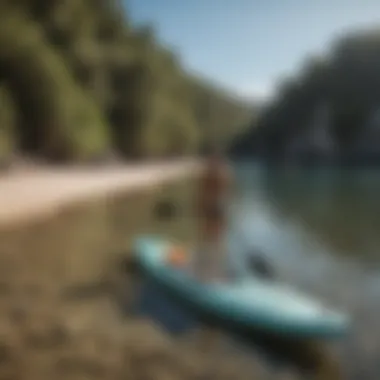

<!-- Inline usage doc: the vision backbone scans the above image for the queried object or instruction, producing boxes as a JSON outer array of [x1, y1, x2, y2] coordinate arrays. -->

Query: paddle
[[247, 251, 275, 279], [236, 231, 276, 280]]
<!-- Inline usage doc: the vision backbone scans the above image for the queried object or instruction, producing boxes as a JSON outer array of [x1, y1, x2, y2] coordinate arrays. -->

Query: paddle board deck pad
[[132, 236, 350, 339]]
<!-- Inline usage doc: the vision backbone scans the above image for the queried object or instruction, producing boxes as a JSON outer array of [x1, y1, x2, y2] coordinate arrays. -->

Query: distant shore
[[0, 160, 201, 229]]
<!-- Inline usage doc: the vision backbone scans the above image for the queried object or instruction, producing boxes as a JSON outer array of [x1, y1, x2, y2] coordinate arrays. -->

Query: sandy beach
[[0, 160, 200, 229]]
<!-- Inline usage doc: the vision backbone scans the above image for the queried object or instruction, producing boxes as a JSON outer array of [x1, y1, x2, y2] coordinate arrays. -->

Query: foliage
[[0, 1, 250, 162]]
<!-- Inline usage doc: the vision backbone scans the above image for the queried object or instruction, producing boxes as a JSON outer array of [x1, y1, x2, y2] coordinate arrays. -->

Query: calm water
[[136, 163, 380, 379], [232, 163, 380, 379]]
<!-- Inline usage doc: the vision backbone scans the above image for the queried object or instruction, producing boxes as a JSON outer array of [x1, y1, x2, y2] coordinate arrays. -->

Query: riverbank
[[0, 160, 200, 229], [0, 162, 270, 380]]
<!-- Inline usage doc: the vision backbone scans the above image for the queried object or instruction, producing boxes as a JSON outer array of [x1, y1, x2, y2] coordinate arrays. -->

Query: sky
[[125, 0, 380, 101]]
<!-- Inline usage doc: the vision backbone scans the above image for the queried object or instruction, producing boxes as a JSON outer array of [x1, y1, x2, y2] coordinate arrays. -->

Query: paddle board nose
[[133, 236, 351, 340]]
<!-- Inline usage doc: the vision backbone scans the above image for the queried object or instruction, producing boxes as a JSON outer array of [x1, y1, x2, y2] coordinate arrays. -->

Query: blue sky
[[126, 0, 380, 100]]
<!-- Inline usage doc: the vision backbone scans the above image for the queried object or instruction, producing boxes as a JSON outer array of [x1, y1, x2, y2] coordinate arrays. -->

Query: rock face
[[344, 107, 380, 165], [284, 103, 337, 166]]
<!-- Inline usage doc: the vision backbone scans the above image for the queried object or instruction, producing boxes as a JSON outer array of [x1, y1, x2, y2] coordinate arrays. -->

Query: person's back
[[198, 155, 230, 205]]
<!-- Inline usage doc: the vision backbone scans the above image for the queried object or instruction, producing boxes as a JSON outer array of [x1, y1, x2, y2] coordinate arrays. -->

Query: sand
[[0, 160, 201, 229]]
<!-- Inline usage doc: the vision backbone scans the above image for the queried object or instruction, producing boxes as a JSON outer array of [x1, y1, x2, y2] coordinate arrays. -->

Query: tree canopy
[[0, 0, 252, 163]]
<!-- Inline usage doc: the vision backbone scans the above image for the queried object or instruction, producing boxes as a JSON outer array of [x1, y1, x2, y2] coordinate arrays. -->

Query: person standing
[[193, 144, 233, 378], [194, 145, 232, 281]]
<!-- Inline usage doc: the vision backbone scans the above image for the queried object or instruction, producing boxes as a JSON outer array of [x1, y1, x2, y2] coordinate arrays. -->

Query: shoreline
[[0, 160, 201, 229]]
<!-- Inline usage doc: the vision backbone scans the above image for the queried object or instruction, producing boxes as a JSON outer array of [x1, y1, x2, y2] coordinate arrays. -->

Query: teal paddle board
[[132, 236, 350, 340]]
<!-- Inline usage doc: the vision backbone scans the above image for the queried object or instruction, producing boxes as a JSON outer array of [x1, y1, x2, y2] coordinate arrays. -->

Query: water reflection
[[229, 163, 380, 379]]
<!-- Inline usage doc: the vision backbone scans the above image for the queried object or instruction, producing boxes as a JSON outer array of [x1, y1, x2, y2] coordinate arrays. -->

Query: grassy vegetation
[[0, 1, 252, 163]]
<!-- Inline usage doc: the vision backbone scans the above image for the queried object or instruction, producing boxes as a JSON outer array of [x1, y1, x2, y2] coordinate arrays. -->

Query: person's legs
[[207, 235, 225, 280], [194, 204, 225, 281], [193, 230, 225, 282], [191, 238, 208, 280], [194, 211, 226, 378]]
